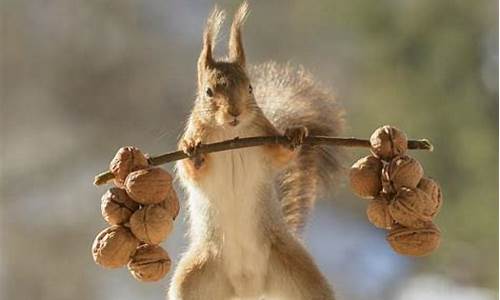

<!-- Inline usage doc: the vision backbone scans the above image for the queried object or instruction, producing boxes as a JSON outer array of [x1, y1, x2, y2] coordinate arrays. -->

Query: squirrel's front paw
[[181, 138, 205, 169], [284, 126, 309, 150]]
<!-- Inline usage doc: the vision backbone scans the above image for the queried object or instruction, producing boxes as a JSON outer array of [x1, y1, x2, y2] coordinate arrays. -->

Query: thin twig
[[93, 135, 433, 186]]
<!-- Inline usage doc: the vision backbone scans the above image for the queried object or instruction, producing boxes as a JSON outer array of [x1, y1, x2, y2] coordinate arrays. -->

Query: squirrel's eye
[[206, 87, 214, 97], [249, 84, 253, 94]]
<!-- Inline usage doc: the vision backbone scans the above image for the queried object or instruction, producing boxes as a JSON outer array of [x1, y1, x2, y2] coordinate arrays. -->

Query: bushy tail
[[250, 62, 345, 233]]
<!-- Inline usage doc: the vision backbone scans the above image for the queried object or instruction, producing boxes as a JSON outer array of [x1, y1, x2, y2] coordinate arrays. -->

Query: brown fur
[[171, 3, 340, 299], [171, 246, 235, 299], [178, 153, 210, 181], [251, 62, 345, 233], [184, 3, 345, 234], [264, 144, 298, 169], [265, 228, 335, 299]]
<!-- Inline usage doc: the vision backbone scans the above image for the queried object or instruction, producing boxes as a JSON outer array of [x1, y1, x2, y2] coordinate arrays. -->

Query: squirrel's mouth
[[228, 118, 239, 127]]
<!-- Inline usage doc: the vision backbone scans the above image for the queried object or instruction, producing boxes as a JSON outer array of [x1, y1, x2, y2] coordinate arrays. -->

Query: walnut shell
[[125, 168, 173, 205], [110, 147, 149, 188], [370, 126, 408, 161], [366, 195, 394, 229], [386, 223, 441, 256], [349, 155, 383, 199], [160, 187, 180, 220], [417, 177, 442, 217], [128, 244, 171, 282], [101, 188, 140, 225], [130, 204, 173, 245], [92, 225, 139, 268], [389, 187, 436, 228], [382, 155, 424, 193]]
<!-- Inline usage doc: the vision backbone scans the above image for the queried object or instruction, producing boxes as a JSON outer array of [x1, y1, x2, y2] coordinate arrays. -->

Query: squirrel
[[169, 2, 344, 300]]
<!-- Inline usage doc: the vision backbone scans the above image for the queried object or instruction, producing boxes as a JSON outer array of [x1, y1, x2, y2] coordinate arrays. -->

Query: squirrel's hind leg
[[264, 233, 335, 300], [168, 250, 234, 300]]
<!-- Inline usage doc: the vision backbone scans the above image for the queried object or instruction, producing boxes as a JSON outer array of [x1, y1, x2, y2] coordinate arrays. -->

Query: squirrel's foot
[[181, 138, 205, 169], [284, 126, 309, 150]]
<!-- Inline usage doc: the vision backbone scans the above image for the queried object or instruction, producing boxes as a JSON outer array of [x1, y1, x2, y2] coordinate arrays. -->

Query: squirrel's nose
[[228, 111, 240, 118]]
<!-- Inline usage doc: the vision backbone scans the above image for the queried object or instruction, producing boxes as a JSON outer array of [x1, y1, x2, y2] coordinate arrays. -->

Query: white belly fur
[[180, 128, 275, 297]]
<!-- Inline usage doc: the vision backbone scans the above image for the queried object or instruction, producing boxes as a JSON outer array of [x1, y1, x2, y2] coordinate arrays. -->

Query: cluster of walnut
[[92, 147, 179, 282], [349, 126, 442, 256]]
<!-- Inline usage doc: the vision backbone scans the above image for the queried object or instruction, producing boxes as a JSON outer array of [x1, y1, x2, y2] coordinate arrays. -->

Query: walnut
[[417, 177, 442, 217], [110, 147, 149, 188], [128, 244, 171, 282], [101, 188, 140, 225], [386, 223, 441, 256], [125, 168, 173, 205], [388, 187, 436, 228], [159, 187, 180, 220], [130, 204, 174, 245], [382, 155, 423, 193], [370, 126, 408, 161], [349, 155, 383, 199], [92, 225, 139, 268], [366, 195, 394, 229]]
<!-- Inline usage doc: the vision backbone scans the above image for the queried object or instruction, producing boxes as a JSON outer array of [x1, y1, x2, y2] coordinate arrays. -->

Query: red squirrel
[[170, 2, 344, 299]]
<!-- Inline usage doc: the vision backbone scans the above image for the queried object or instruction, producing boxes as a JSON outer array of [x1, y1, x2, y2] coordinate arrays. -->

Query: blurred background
[[1, 0, 498, 299]]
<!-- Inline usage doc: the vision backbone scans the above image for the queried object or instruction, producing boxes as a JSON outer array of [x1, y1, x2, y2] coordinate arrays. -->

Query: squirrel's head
[[194, 2, 257, 129]]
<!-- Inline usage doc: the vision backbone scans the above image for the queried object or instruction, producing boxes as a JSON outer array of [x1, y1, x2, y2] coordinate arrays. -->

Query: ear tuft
[[198, 7, 226, 86], [204, 6, 225, 51], [229, 1, 249, 67]]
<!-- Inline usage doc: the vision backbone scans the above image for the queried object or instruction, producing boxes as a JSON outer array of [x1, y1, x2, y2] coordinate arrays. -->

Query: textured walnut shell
[[125, 168, 173, 205], [366, 195, 394, 229], [92, 225, 139, 268], [389, 187, 436, 228], [386, 223, 441, 256], [370, 126, 408, 161], [160, 187, 180, 220], [349, 155, 383, 199], [101, 188, 140, 225], [110, 147, 149, 188], [128, 244, 171, 282], [417, 177, 442, 217], [130, 204, 173, 245], [382, 155, 424, 193]]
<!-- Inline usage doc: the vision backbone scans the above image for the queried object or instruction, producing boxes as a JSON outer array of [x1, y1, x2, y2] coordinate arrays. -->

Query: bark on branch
[[93, 135, 433, 186]]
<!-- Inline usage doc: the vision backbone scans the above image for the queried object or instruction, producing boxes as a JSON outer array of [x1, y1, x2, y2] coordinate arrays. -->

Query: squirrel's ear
[[228, 1, 249, 68], [198, 7, 225, 86]]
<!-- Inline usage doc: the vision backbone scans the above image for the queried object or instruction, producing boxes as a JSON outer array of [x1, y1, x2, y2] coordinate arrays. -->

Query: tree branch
[[93, 135, 433, 186]]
